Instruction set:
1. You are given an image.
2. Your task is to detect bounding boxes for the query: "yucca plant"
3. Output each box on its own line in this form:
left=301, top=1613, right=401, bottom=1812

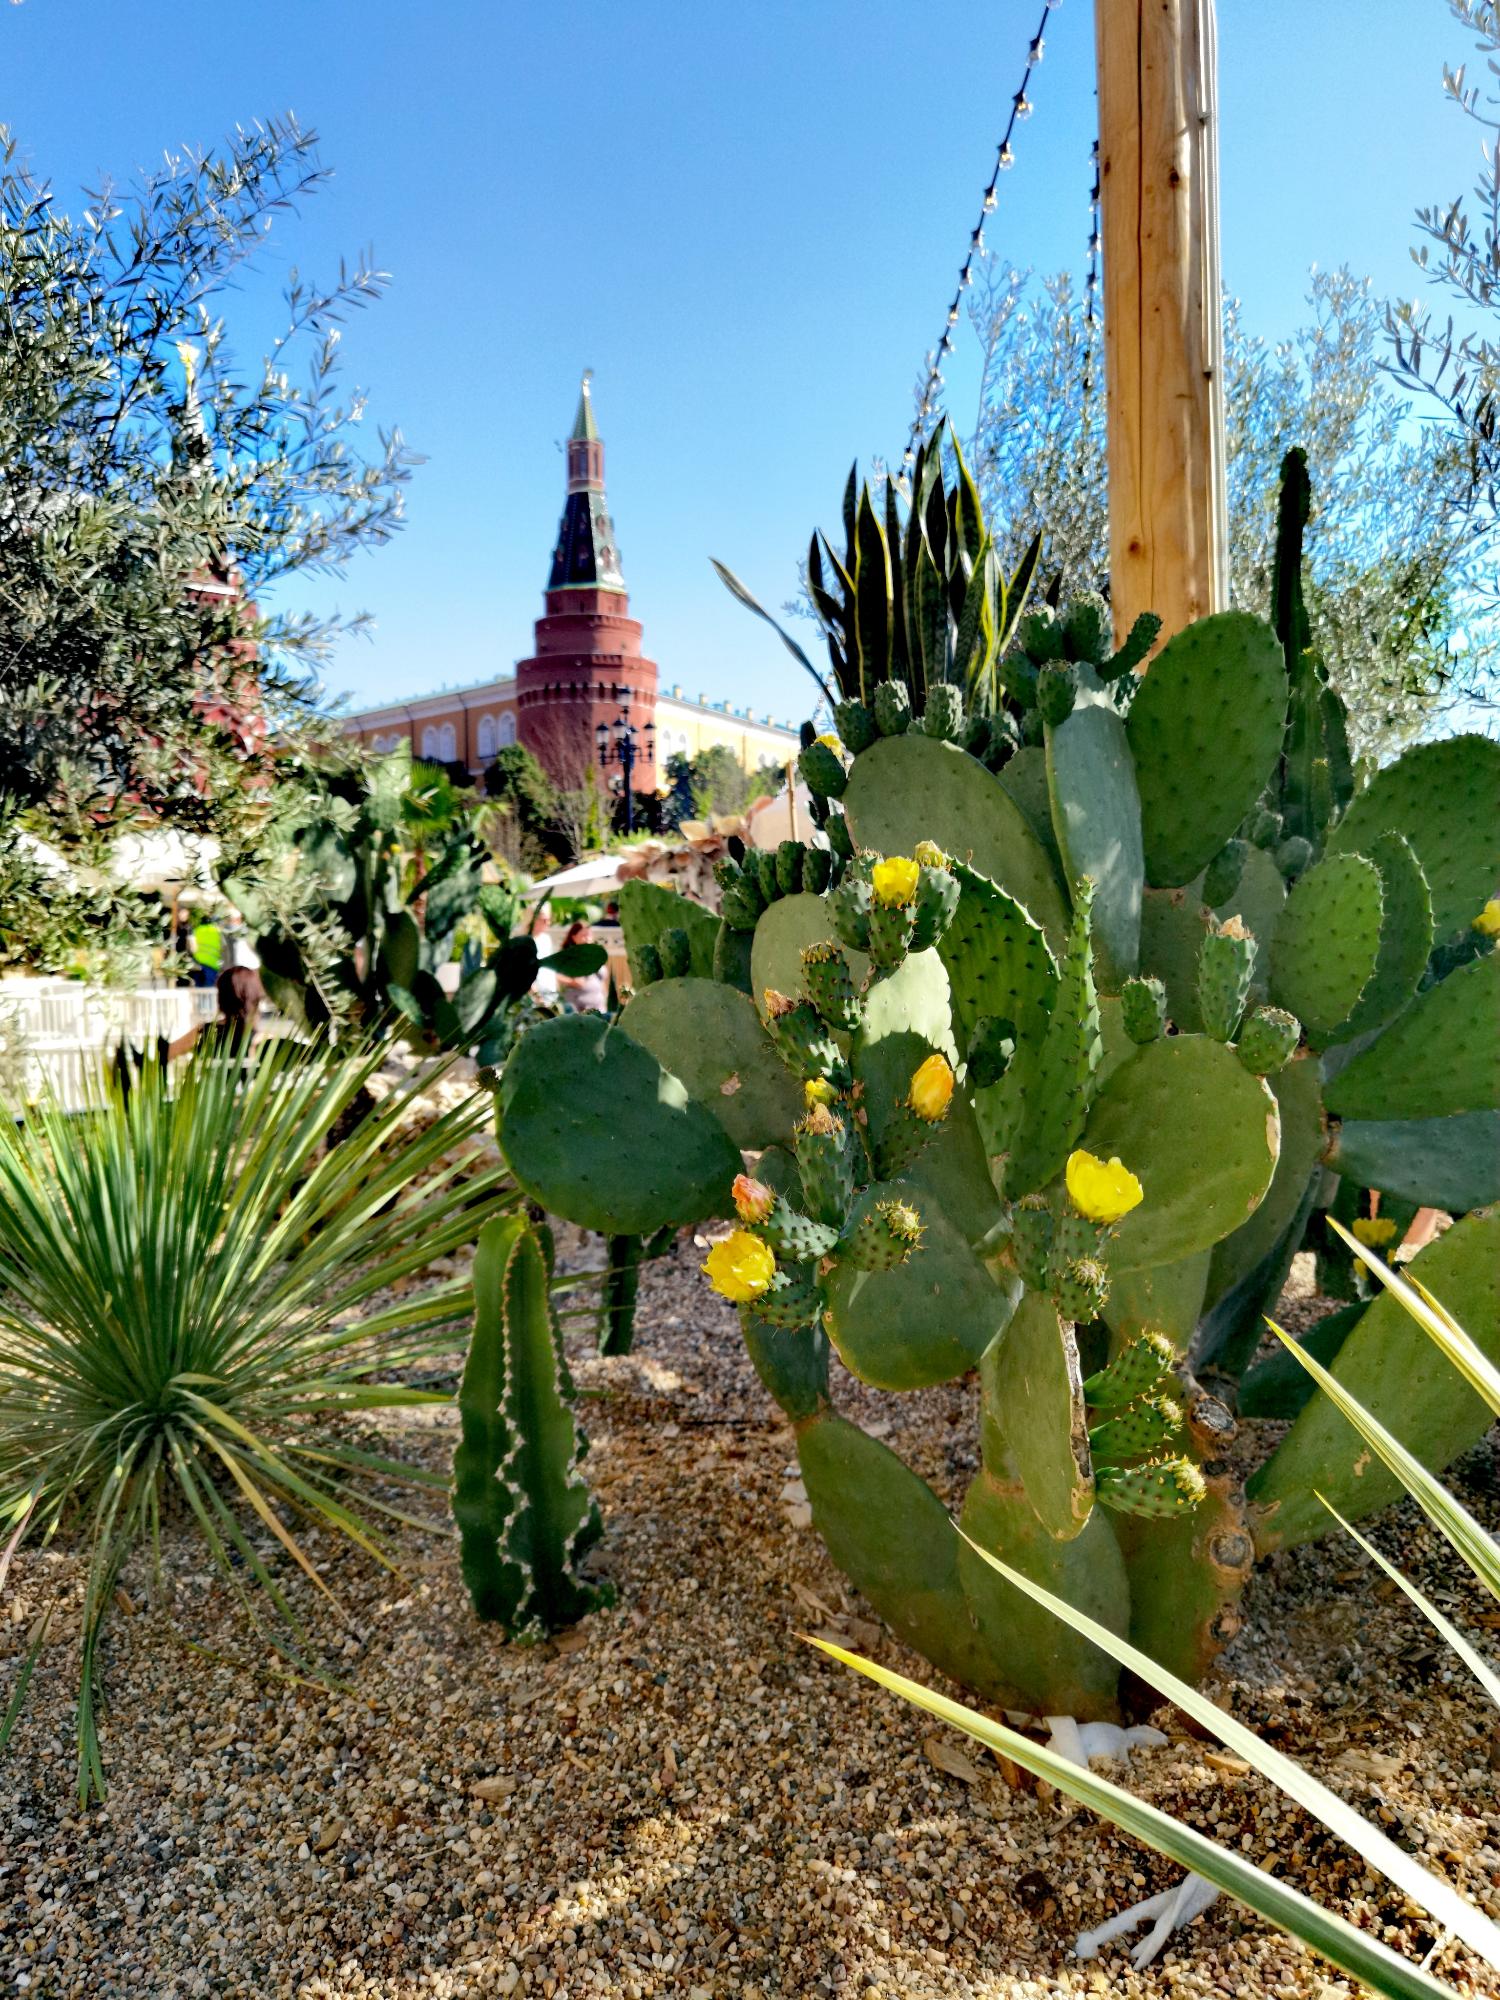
left=0, top=1035, right=517, bottom=1801
left=814, top=1251, right=1500, bottom=1995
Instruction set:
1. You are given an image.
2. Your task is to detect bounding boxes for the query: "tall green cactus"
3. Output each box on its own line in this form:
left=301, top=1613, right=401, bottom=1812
left=452, top=1215, right=612, bottom=1636
left=493, top=448, right=1498, bottom=1713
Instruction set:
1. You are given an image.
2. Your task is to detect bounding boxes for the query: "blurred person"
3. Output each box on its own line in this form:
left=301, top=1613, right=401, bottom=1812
left=557, top=919, right=607, bottom=1013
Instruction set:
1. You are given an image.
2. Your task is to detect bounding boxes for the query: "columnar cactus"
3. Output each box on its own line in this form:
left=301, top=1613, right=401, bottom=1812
left=492, top=448, right=1499, bottom=1712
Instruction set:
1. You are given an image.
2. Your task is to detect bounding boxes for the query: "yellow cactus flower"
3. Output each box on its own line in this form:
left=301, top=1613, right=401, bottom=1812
left=731, top=1174, right=774, bottom=1224
left=1351, top=1215, right=1399, bottom=1249
left=815, top=733, right=845, bottom=755
left=908, top=1052, right=955, bottom=1123
left=913, top=839, right=950, bottom=871
left=1065, top=1149, right=1144, bottom=1225
left=1473, top=898, right=1500, bottom=938
left=871, top=855, right=921, bottom=907
left=702, top=1229, right=776, bottom=1304
left=803, top=1077, right=837, bottom=1108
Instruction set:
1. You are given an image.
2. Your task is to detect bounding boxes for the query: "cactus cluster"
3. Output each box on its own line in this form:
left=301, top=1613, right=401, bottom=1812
left=493, top=449, right=1498, bottom=1714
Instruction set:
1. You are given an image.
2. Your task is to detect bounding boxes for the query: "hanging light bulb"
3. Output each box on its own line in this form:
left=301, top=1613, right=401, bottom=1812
left=939, top=331, right=953, bottom=355
left=959, top=261, right=973, bottom=289
left=902, top=447, right=916, bottom=467
left=1014, top=93, right=1033, bottom=119
left=970, top=225, right=985, bottom=251
left=982, top=183, right=998, bottom=212
left=998, top=142, right=1015, bottom=170
left=947, top=303, right=961, bottom=325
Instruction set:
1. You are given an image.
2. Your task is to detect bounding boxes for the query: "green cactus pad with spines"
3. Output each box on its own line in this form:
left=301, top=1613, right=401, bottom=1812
left=1010, top=1195, right=1055, bottom=1289
left=1274, top=834, right=1312, bottom=883
left=996, top=745, right=1067, bottom=880
left=1211, top=844, right=1284, bottom=1001
left=797, top=1415, right=999, bottom=1693
left=834, top=698, right=877, bottom=754
left=617, top=878, right=722, bottom=982
left=1324, top=952, right=1500, bottom=1121
left=920, top=683, right=964, bottom=741
left=841, top=1197, right=923, bottom=1270
left=1337, top=832, right=1433, bottom=1043
left=826, top=811, right=855, bottom=863
left=632, top=942, right=663, bottom=987
left=1114, top=1465, right=1254, bottom=1686
left=774, top=841, right=805, bottom=896
left=985, top=1291, right=1095, bottom=1540
left=851, top=939, right=957, bottom=1117
left=763, top=998, right=845, bottom=1086
left=498, top=1014, right=740, bottom=1234
left=1003, top=884, right=1101, bottom=1198
left=909, top=863, right=961, bottom=953
left=621, top=979, right=803, bottom=1152
left=1201, top=838, right=1248, bottom=911
left=453, top=1216, right=610, bottom=1635
left=752, top=893, right=869, bottom=1014
left=843, top=734, right=1069, bottom=949
left=741, top=1315, right=831, bottom=1421
left=712, top=918, right=754, bottom=994
left=1327, top=733, right=1500, bottom=943
left=1249, top=1204, right=1500, bottom=1552
left=956, top=1472, right=1129, bottom=1718
left=872, top=679, right=912, bottom=736
left=1235, top=1006, right=1301, bottom=1075
left=1139, top=885, right=1211, bottom=1033
left=798, top=739, right=847, bottom=799
left=1125, top=612, right=1287, bottom=888
left=1237, top=1303, right=1364, bottom=1421
left=1063, top=594, right=1109, bottom=666
left=1088, top=1394, right=1183, bottom=1466
left=1103, top=609, right=1163, bottom=680
left=1096, top=1456, right=1206, bottom=1519
left=803, top=846, right=834, bottom=895
left=965, top=1013, right=1015, bottom=1088
left=1197, top=919, right=1257, bottom=1043
left=800, top=940, right=861, bottom=1034
left=1051, top=1255, right=1110, bottom=1324
left=1326, top=1110, right=1500, bottom=1213
left=1044, top=664, right=1144, bottom=990
left=794, top=1107, right=855, bottom=1227
left=753, top=1263, right=824, bottom=1328
left=657, top=927, right=692, bottom=979
left=1121, top=976, right=1167, bottom=1044
left=1100, top=1255, right=1211, bottom=1355
left=1081, top=1036, right=1280, bottom=1274
left=1083, top=1328, right=1176, bottom=1408
left=824, top=1183, right=1015, bottom=1389
left=1268, top=852, right=1384, bottom=1047
left=1204, top=1054, right=1324, bottom=1317
left=762, top=1199, right=839, bottom=1262
left=938, top=861, right=1058, bottom=1162
left=1036, top=663, right=1078, bottom=727
left=866, top=897, right=916, bottom=970
left=830, top=871, right=873, bottom=953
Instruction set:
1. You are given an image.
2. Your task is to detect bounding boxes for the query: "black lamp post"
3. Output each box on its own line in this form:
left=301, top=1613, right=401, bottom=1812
left=594, top=684, right=654, bottom=834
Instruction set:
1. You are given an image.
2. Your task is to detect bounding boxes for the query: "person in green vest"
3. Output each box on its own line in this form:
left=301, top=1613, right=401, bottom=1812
left=190, top=912, right=224, bottom=988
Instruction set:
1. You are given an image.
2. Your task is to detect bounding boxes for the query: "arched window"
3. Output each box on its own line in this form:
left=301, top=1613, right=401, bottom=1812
left=420, top=725, right=441, bottom=760
left=438, top=722, right=457, bottom=762
left=476, top=715, right=497, bottom=761
left=498, top=712, right=517, bottom=748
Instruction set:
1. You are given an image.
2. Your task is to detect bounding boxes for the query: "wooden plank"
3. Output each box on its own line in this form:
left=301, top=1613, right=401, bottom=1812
left=1095, top=0, right=1229, bottom=649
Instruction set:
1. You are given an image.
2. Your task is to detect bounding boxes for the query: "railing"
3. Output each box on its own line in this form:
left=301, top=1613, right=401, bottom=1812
left=0, top=982, right=221, bottom=1112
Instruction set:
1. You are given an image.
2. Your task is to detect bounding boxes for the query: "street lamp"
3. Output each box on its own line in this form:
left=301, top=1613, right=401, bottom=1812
left=595, top=684, right=654, bottom=834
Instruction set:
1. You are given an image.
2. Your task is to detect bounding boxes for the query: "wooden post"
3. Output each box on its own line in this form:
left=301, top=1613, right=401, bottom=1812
left=1095, top=0, right=1229, bottom=646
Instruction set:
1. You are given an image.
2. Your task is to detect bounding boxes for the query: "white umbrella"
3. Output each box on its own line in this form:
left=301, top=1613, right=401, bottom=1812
left=523, top=854, right=625, bottom=901
left=110, top=829, right=220, bottom=895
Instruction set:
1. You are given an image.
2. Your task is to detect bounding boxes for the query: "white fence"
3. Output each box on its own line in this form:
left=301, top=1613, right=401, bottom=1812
left=0, top=980, right=221, bottom=1112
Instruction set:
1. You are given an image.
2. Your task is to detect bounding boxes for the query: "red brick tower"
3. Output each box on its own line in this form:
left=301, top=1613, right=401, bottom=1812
left=516, top=374, right=658, bottom=793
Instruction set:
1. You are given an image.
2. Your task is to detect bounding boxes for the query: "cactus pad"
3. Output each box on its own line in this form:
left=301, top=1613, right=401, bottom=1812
left=843, top=734, right=1069, bottom=947
left=1139, top=885, right=1212, bottom=1033
left=498, top=1014, right=739, bottom=1234
left=800, top=940, right=862, bottom=1034
left=1044, top=664, right=1145, bottom=988
left=1126, top=612, right=1287, bottom=887
left=1088, top=1394, right=1183, bottom=1465
left=984, top=1292, right=1095, bottom=1540
left=1080, top=1037, right=1280, bottom=1273
left=741, top=1315, right=831, bottom=1421
left=1096, top=1456, right=1206, bottom=1519
left=1003, top=886, right=1102, bottom=1197
left=618, top=878, right=721, bottom=981
left=1197, top=917, right=1257, bottom=1043
left=1326, top=1110, right=1500, bottom=1213
left=1328, top=732, right=1500, bottom=942
left=872, top=679, right=912, bottom=735
left=1236, top=1005, right=1301, bottom=1075
left=752, top=1263, right=825, bottom=1328
left=1121, top=976, right=1167, bottom=1044
left=1268, top=852, right=1384, bottom=1046
left=1337, top=832, right=1432, bottom=1042
left=1323, top=951, right=1500, bottom=1121
left=1083, top=1328, right=1176, bottom=1408
left=1249, top=1204, right=1500, bottom=1551
left=622, top=979, right=803, bottom=1150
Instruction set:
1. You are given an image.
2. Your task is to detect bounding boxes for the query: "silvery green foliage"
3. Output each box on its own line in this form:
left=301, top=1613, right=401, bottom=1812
left=958, top=262, right=1496, bottom=758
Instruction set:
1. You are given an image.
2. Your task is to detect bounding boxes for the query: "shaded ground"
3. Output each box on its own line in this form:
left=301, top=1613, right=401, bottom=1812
left=3, top=1239, right=1498, bottom=1999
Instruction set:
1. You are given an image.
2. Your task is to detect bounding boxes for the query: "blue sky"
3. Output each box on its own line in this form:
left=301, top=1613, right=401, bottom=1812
left=5, top=1, right=1483, bottom=727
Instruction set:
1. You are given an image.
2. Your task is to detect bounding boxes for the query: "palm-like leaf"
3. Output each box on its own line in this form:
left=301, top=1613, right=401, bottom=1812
left=0, top=1035, right=516, bottom=1799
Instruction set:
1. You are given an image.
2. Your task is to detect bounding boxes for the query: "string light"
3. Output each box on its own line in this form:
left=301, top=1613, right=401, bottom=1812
left=900, top=0, right=1059, bottom=480
left=1082, top=136, right=1102, bottom=402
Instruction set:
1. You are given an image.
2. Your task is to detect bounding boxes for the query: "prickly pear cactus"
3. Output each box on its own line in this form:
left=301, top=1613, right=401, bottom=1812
left=452, top=1216, right=612, bottom=1636
left=494, top=443, right=1499, bottom=1713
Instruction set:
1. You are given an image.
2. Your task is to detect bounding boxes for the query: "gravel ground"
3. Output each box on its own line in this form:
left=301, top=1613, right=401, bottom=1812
left=3, top=1237, right=1499, bottom=2000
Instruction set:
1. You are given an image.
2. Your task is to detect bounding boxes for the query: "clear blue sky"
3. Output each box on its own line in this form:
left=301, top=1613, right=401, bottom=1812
left=5, top=1, right=1483, bottom=727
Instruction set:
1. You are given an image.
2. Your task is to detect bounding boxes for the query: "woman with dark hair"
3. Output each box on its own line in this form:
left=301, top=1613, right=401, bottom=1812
left=167, top=965, right=266, bottom=1060
left=557, top=919, right=607, bottom=1014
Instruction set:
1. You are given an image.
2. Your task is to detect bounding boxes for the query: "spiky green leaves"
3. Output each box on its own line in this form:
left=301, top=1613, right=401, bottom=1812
left=1126, top=612, right=1287, bottom=888
left=1269, top=852, right=1383, bottom=1046
left=453, top=1216, right=610, bottom=1636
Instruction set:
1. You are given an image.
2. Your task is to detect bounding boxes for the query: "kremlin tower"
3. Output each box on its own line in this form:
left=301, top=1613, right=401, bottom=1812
left=515, top=373, right=658, bottom=792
